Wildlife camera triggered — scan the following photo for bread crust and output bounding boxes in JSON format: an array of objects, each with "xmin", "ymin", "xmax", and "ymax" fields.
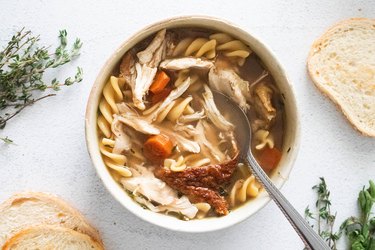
[
  {"xmin": 0, "ymin": 192, "xmax": 103, "ymax": 247},
  {"xmin": 307, "ymin": 18, "xmax": 375, "ymax": 137},
  {"xmin": 2, "ymin": 225, "xmax": 103, "ymax": 250}
]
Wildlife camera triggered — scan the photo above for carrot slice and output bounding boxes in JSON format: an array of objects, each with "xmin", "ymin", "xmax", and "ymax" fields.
[
  {"xmin": 149, "ymin": 71, "xmax": 170, "ymax": 94},
  {"xmin": 151, "ymin": 88, "xmax": 171, "ymax": 104},
  {"xmin": 257, "ymin": 147, "xmax": 282, "ymax": 173},
  {"xmin": 144, "ymin": 134, "xmax": 173, "ymax": 161}
]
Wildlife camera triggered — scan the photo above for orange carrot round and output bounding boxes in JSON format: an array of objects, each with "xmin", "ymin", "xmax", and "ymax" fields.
[
  {"xmin": 144, "ymin": 134, "xmax": 173, "ymax": 161},
  {"xmin": 257, "ymin": 147, "xmax": 282, "ymax": 172},
  {"xmin": 149, "ymin": 71, "xmax": 170, "ymax": 94}
]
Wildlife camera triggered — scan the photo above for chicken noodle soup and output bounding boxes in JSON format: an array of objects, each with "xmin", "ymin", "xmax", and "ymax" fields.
[{"xmin": 97, "ymin": 28, "xmax": 284, "ymax": 220}]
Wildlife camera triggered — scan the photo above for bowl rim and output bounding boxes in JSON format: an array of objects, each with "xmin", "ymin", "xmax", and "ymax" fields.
[{"xmin": 85, "ymin": 15, "xmax": 301, "ymax": 233}]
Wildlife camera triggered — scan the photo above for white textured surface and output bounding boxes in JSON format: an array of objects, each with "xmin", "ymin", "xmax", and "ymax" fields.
[{"xmin": 0, "ymin": 1, "xmax": 374, "ymax": 249}]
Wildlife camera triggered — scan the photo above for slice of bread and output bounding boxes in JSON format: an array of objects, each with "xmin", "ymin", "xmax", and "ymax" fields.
[
  {"xmin": 2, "ymin": 225, "xmax": 103, "ymax": 250},
  {"xmin": 307, "ymin": 18, "xmax": 375, "ymax": 137},
  {"xmin": 0, "ymin": 192, "xmax": 102, "ymax": 247}
]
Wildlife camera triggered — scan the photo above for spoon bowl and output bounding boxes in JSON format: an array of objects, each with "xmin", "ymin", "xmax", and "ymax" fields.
[{"xmin": 212, "ymin": 91, "xmax": 251, "ymax": 159}]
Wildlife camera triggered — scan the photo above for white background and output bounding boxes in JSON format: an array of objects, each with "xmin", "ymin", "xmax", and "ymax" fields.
[{"xmin": 0, "ymin": 1, "xmax": 374, "ymax": 249}]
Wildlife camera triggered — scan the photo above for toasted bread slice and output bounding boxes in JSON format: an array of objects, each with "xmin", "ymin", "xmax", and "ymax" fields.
[
  {"xmin": 0, "ymin": 192, "xmax": 102, "ymax": 247},
  {"xmin": 2, "ymin": 225, "xmax": 103, "ymax": 250},
  {"xmin": 307, "ymin": 18, "xmax": 375, "ymax": 137}
]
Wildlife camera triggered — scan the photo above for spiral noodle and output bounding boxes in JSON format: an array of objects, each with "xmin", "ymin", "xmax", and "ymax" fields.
[
  {"xmin": 164, "ymin": 154, "xmax": 211, "ymax": 172},
  {"xmin": 209, "ymin": 33, "xmax": 252, "ymax": 65},
  {"xmin": 229, "ymin": 175, "xmax": 261, "ymax": 207},
  {"xmin": 98, "ymin": 76, "xmax": 132, "ymax": 177},
  {"xmin": 254, "ymin": 129, "xmax": 274, "ymax": 150},
  {"xmin": 173, "ymin": 37, "xmax": 216, "ymax": 59},
  {"xmin": 164, "ymin": 156, "xmax": 186, "ymax": 172},
  {"xmin": 173, "ymin": 34, "xmax": 251, "ymax": 66}
]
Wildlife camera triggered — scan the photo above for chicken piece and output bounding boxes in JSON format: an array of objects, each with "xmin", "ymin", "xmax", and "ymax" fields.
[
  {"xmin": 208, "ymin": 66, "xmax": 249, "ymax": 110},
  {"xmin": 121, "ymin": 164, "xmax": 198, "ymax": 219},
  {"xmin": 160, "ymin": 57, "xmax": 214, "ymax": 71},
  {"xmin": 119, "ymin": 29, "xmax": 167, "ymax": 110},
  {"xmin": 202, "ymin": 85, "xmax": 234, "ymax": 131},
  {"xmin": 253, "ymin": 83, "xmax": 276, "ymax": 121},
  {"xmin": 116, "ymin": 114, "xmax": 160, "ymax": 135},
  {"xmin": 158, "ymin": 124, "xmax": 200, "ymax": 153},
  {"xmin": 195, "ymin": 120, "xmax": 227, "ymax": 163},
  {"xmin": 154, "ymin": 155, "xmax": 239, "ymax": 215},
  {"xmin": 111, "ymin": 116, "xmax": 132, "ymax": 154},
  {"xmin": 119, "ymin": 51, "xmax": 136, "ymax": 90},
  {"xmin": 178, "ymin": 110, "xmax": 205, "ymax": 123},
  {"xmin": 174, "ymin": 124, "xmax": 198, "ymax": 137},
  {"xmin": 137, "ymin": 29, "xmax": 166, "ymax": 66},
  {"xmin": 133, "ymin": 63, "xmax": 158, "ymax": 110},
  {"xmin": 164, "ymin": 31, "xmax": 176, "ymax": 58}
]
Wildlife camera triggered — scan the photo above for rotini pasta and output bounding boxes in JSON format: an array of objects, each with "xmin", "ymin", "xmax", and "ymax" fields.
[
  {"xmin": 184, "ymin": 154, "xmax": 211, "ymax": 168},
  {"xmin": 173, "ymin": 37, "xmax": 216, "ymax": 59},
  {"xmin": 164, "ymin": 156, "xmax": 187, "ymax": 172},
  {"xmin": 164, "ymin": 154, "xmax": 211, "ymax": 172},
  {"xmin": 254, "ymin": 129, "xmax": 274, "ymax": 150},
  {"xmin": 98, "ymin": 76, "xmax": 132, "ymax": 178},
  {"xmin": 229, "ymin": 175, "xmax": 261, "ymax": 207},
  {"xmin": 209, "ymin": 33, "xmax": 252, "ymax": 65},
  {"xmin": 173, "ymin": 34, "xmax": 251, "ymax": 66}
]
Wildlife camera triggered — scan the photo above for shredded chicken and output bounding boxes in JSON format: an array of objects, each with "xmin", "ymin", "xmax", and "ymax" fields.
[
  {"xmin": 145, "ymin": 77, "xmax": 191, "ymax": 122},
  {"xmin": 254, "ymin": 82, "xmax": 276, "ymax": 121},
  {"xmin": 111, "ymin": 116, "xmax": 132, "ymax": 154},
  {"xmin": 160, "ymin": 57, "xmax": 214, "ymax": 71},
  {"xmin": 158, "ymin": 124, "xmax": 200, "ymax": 153},
  {"xmin": 137, "ymin": 29, "xmax": 166, "ymax": 66},
  {"xmin": 178, "ymin": 109, "xmax": 205, "ymax": 123},
  {"xmin": 133, "ymin": 63, "xmax": 157, "ymax": 110},
  {"xmin": 121, "ymin": 165, "xmax": 198, "ymax": 219},
  {"xmin": 119, "ymin": 51, "xmax": 136, "ymax": 87},
  {"xmin": 119, "ymin": 29, "xmax": 167, "ymax": 110},
  {"xmin": 174, "ymin": 123, "xmax": 198, "ymax": 137},
  {"xmin": 202, "ymin": 85, "xmax": 234, "ymax": 131},
  {"xmin": 195, "ymin": 120, "xmax": 227, "ymax": 163},
  {"xmin": 116, "ymin": 114, "xmax": 160, "ymax": 135},
  {"xmin": 208, "ymin": 66, "xmax": 249, "ymax": 110}
]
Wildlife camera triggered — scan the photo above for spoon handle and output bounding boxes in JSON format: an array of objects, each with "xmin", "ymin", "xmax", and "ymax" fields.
[{"xmin": 246, "ymin": 154, "xmax": 330, "ymax": 250}]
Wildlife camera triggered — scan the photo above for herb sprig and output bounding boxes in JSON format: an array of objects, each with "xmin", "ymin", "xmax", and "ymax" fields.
[
  {"xmin": 305, "ymin": 178, "xmax": 375, "ymax": 250},
  {"xmin": 305, "ymin": 177, "xmax": 341, "ymax": 249},
  {"xmin": 0, "ymin": 28, "xmax": 83, "ymax": 142}
]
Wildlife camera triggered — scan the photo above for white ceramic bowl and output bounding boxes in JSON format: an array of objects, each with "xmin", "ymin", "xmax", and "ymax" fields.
[{"xmin": 85, "ymin": 16, "xmax": 300, "ymax": 232}]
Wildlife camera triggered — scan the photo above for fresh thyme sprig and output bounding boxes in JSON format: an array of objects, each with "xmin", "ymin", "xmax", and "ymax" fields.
[
  {"xmin": 305, "ymin": 178, "xmax": 375, "ymax": 250},
  {"xmin": 0, "ymin": 28, "xmax": 83, "ymax": 140},
  {"xmin": 305, "ymin": 178, "xmax": 341, "ymax": 249}
]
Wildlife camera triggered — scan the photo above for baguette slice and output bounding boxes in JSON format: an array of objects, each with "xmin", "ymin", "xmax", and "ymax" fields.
[
  {"xmin": 0, "ymin": 192, "xmax": 102, "ymax": 247},
  {"xmin": 307, "ymin": 18, "xmax": 375, "ymax": 137},
  {"xmin": 2, "ymin": 225, "xmax": 103, "ymax": 250}
]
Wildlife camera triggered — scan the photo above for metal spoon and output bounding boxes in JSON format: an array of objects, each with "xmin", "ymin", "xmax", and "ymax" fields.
[{"xmin": 212, "ymin": 91, "xmax": 330, "ymax": 250}]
